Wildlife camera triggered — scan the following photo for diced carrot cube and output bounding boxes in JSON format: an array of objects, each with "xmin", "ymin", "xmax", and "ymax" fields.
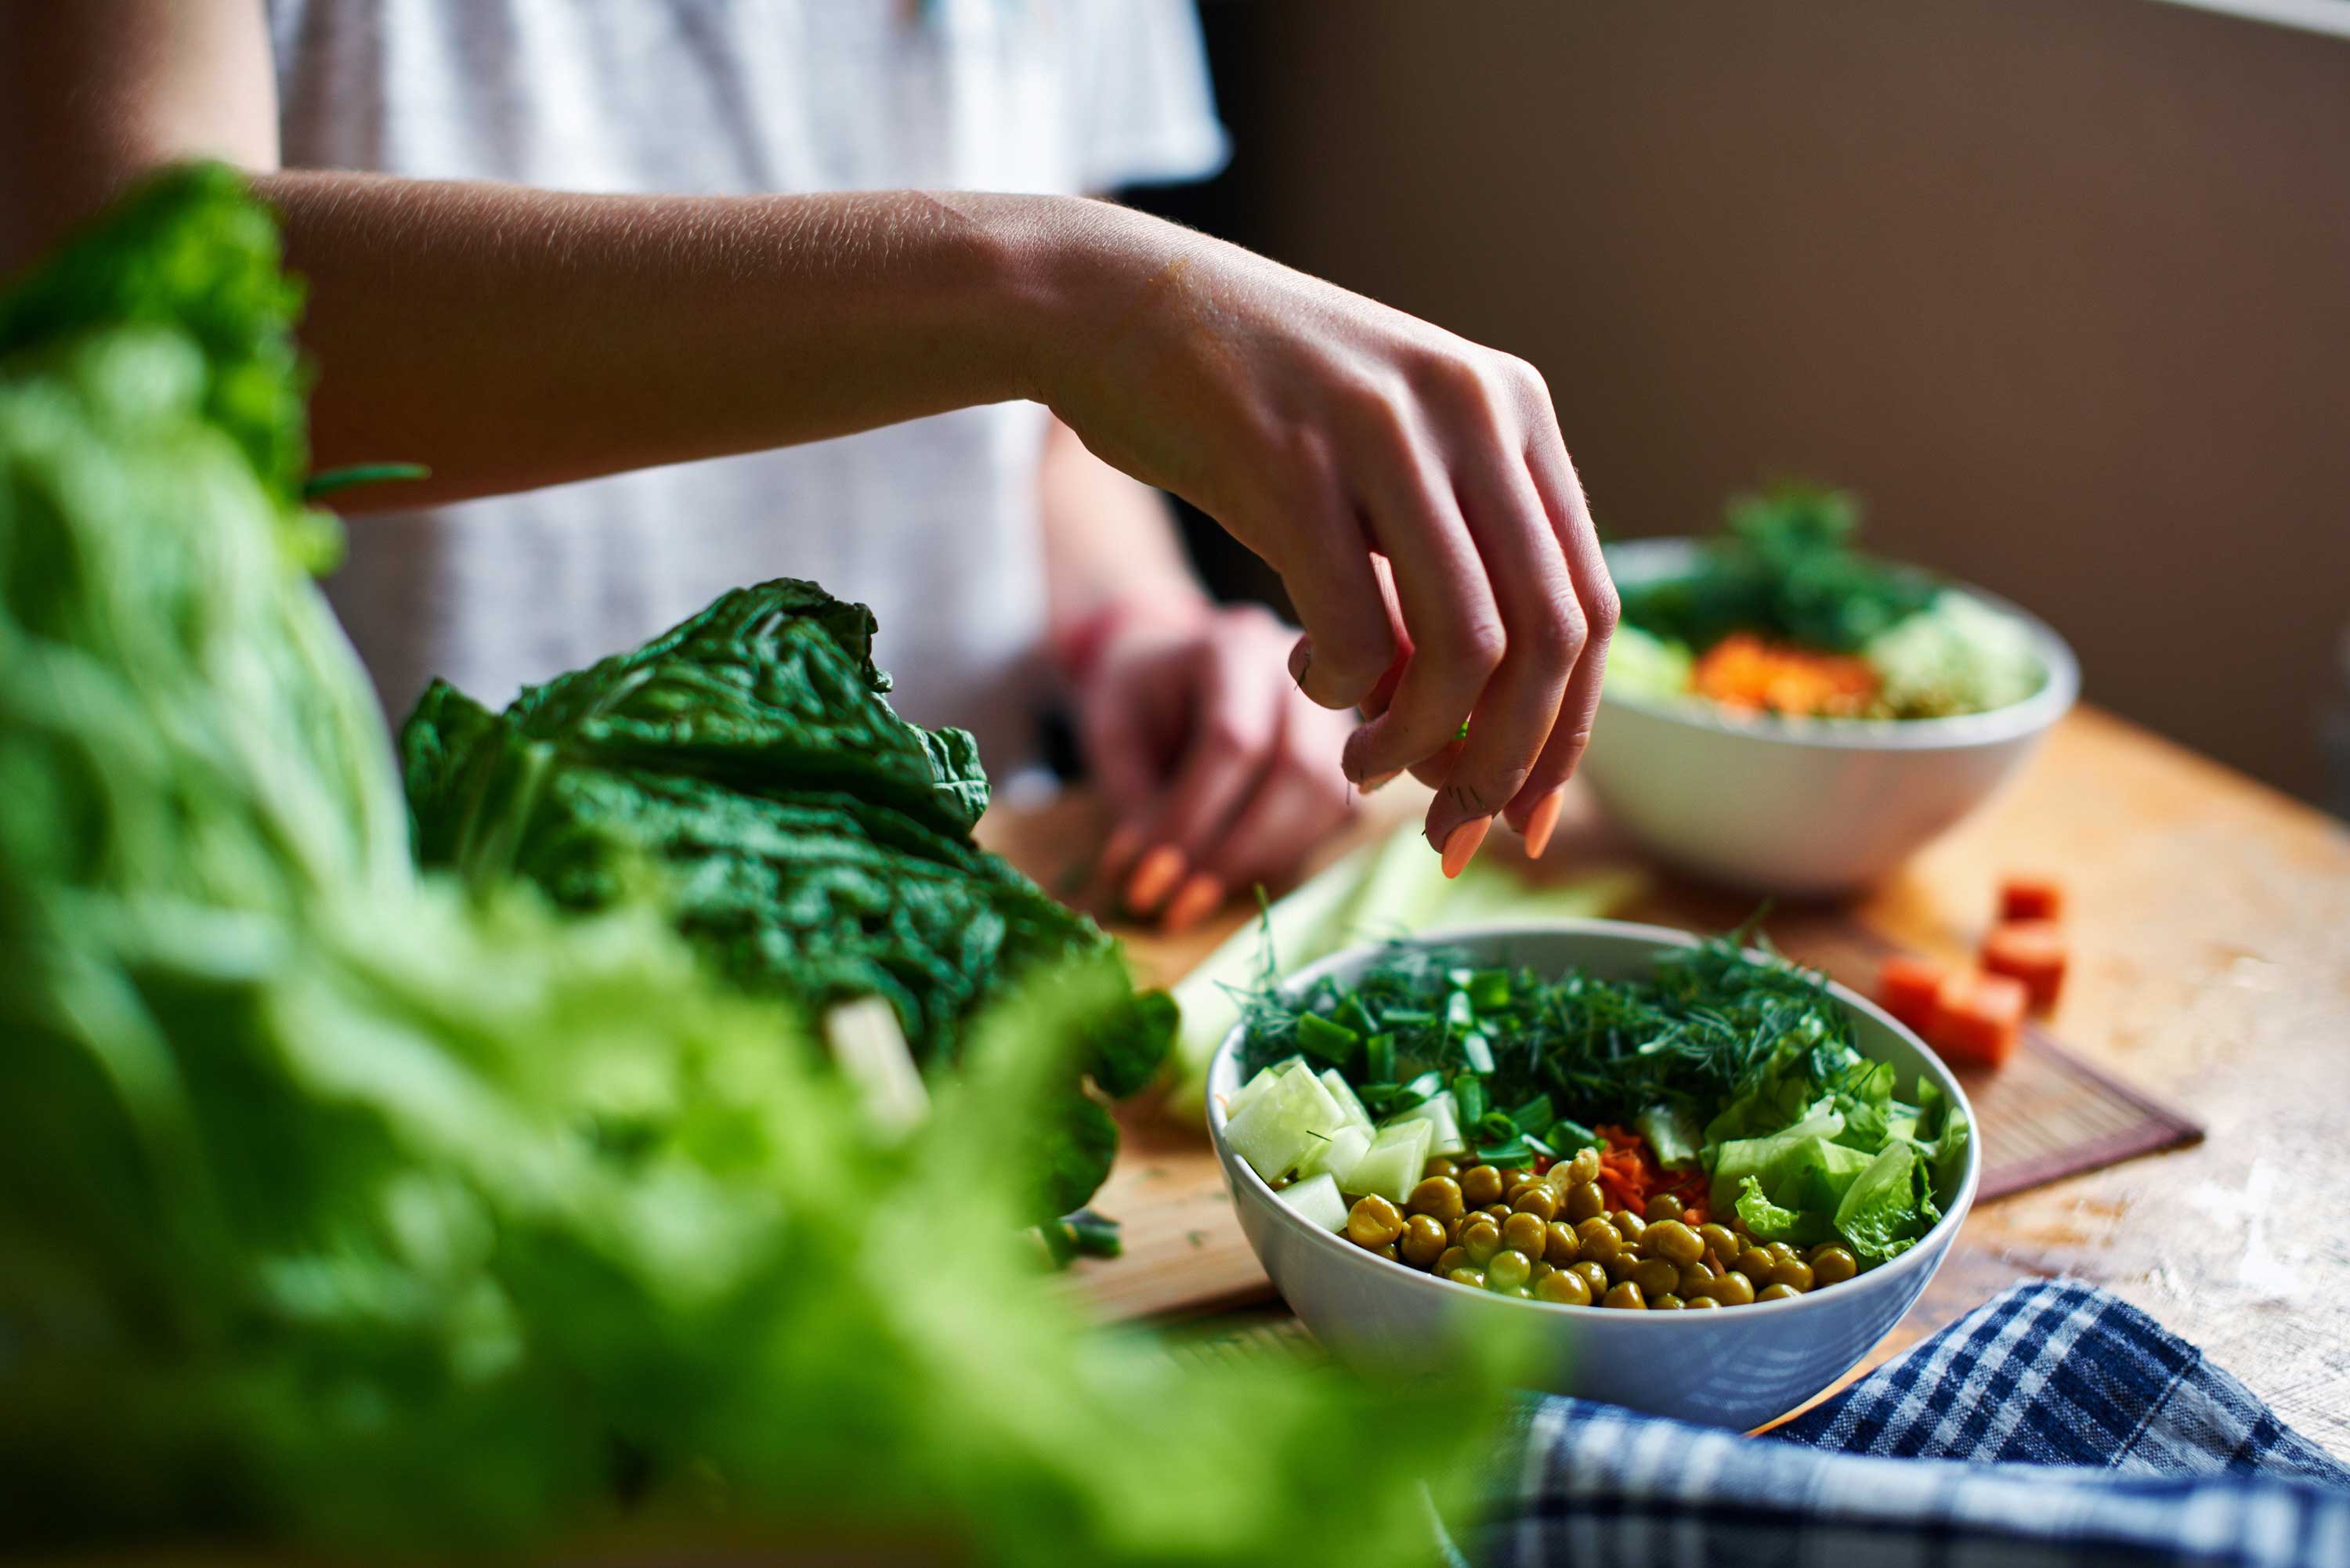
[
  {"xmin": 1877, "ymin": 955, "xmax": 1948, "ymax": 1035},
  {"xmin": 1999, "ymin": 874, "xmax": 2064, "ymax": 923},
  {"xmin": 1932, "ymin": 972, "xmax": 2028, "ymax": 1068},
  {"xmin": 1981, "ymin": 919, "xmax": 2068, "ymax": 1010}
]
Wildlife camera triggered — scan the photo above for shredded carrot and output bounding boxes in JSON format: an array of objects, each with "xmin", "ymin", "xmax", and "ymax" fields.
[
  {"xmin": 1587, "ymin": 1123, "xmax": 1705, "ymax": 1222},
  {"xmin": 1690, "ymin": 632, "xmax": 1881, "ymax": 718}
]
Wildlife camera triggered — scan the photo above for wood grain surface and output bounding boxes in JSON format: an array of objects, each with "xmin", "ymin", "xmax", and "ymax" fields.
[{"xmin": 985, "ymin": 707, "xmax": 2350, "ymax": 1456}]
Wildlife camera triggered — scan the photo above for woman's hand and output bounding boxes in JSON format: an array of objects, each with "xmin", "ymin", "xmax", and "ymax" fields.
[
  {"xmin": 1065, "ymin": 600, "xmax": 1358, "ymax": 932},
  {"xmin": 1018, "ymin": 201, "xmax": 1612, "ymax": 874}
]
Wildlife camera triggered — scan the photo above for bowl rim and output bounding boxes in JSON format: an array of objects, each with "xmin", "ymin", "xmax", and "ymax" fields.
[
  {"xmin": 1596, "ymin": 536, "xmax": 2080, "ymax": 753},
  {"xmin": 1204, "ymin": 916, "xmax": 1982, "ymax": 1325}
]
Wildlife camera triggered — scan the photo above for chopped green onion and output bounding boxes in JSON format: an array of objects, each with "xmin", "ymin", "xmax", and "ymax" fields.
[
  {"xmin": 1364, "ymin": 1031, "xmax": 1396, "ymax": 1083},
  {"xmin": 1461, "ymin": 1031, "xmax": 1495, "ymax": 1075},
  {"xmin": 1397, "ymin": 1069, "xmax": 1445, "ymax": 1109},
  {"xmin": 1295, "ymin": 1012, "xmax": 1360, "ymax": 1064},
  {"xmin": 1444, "ymin": 991, "xmax": 1475, "ymax": 1031},
  {"xmin": 1452, "ymin": 1074, "xmax": 1488, "ymax": 1128},
  {"xmin": 1509, "ymin": 1093, "xmax": 1554, "ymax": 1135},
  {"xmin": 1335, "ymin": 994, "xmax": 1376, "ymax": 1037},
  {"xmin": 1548, "ymin": 1118, "xmax": 1605, "ymax": 1154},
  {"xmin": 1467, "ymin": 969, "xmax": 1513, "ymax": 1010},
  {"xmin": 1477, "ymin": 1137, "xmax": 1537, "ymax": 1166}
]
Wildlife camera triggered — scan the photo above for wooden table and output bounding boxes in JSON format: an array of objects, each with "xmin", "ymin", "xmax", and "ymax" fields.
[{"xmin": 980, "ymin": 708, "xmax": 2350, "ymax": 1457}]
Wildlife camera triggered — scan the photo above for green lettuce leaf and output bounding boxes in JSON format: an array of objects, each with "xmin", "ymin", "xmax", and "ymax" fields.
[
  {"xmin": 1732, "ymin": 1174, "xmax": 1832, "ymax": 1248},
  {"xmin": 1831, "ymin": 1143, "xmax": 1940, "ymax": 1263},
  {"xmin": 1708, "ymin": 1097, "xmax": 1842, "ymax": 1212}
]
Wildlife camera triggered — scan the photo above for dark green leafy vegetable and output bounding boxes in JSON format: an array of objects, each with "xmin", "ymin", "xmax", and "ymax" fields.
[
  {"xmin": 400, "ymin": 579, "xmax": 1171, "ymax": 1215},
  {"xmin": 1618, "ymin": 481, "xmax": 1938, "ymax": 655},
  {"xmin": 0, "ymin": 164, "xmax": 1501, "ymax": 1563}
]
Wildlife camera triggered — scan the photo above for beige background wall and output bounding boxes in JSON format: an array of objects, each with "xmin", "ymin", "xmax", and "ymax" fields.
[{"xmin": 1217, "ymin": 0, "xmax": 2350, "ymax": 804}]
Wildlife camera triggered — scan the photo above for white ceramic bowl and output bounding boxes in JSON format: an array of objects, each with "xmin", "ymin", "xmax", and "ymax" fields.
[
  {"xmin": 1206, "ymin": 919, "xmax": 1979, "ymax": 1432},
  {"xmin": 1580, "ymin": 537, "xmax": 2078, "ymax": 896}
]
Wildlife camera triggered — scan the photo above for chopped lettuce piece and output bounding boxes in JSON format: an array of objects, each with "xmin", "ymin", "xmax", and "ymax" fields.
[
  {"xmin": 1732, "ymin": 1175, "xmax": 1832, "ymax": 1248},
  {"xmin": 1708, "ymin": 1099, "xmax": 1843, "ymax": 1212},
  {"xmin": 1832, "ymin": 1144, "xmax": 1940, "ymax": 1263},
  {"xmin": 1636, "ymin": 1102, "xmax": 1705, "ymax": 1169}
]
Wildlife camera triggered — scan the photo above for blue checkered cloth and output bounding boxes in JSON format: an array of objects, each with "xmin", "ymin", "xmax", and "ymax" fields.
[{"xmin": 1466, "ymin": 1278, "xmax": 2350, "ymax": 1568}]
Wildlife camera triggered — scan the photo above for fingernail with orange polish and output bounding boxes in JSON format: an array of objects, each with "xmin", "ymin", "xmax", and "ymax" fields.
[
  {"xmin": 1100, "ymin": 825, "xmax": 1144, "ymax": 878},
  {"xmin": 1521, "ymin": 789, "xmax": 1565, "ymax": 860},
  {"xmin": 1160, "ymin": 872, "xmax": 1227, "ymax": 934},
  {"xmin": 1124, "ymin": 844, "xmax": 1186, "ymax": 913},
  {"xmin": 1440, "ymin": 817, "xmax": 1492, "ymax": 879}
]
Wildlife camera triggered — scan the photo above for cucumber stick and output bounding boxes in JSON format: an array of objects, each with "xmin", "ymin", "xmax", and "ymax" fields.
[
  {"xmin": 1276, "ymin": 1172, "xmax": 1350, "ymax": 1233},
  {"xmin": 1296, "ymin": 1122, "xmax": 1373, "ymax": 1187},
  {"xmin": 1347, "ymin": 1118, "xmax": 1434, "ymax": 1203},
  {"xmin": 1224, "ymin": 1060, "xmax": 1351, "ymax": 1181},
  {"xmin": 1381, "ymin": 1089, "xmax": 1466, "ymax": 1157}
]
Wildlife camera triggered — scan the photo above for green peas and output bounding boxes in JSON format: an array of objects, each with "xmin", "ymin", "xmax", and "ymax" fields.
[
  {"xmin": 1570, "ymin": 1261, "xmax": 1611, "ymax": 1298},
  {"xmin": 1697, "ymin": 1223, "xmax": 1741, "ymax": 1262},
  {"xmin": 1632, "ymin": 1257, "xmax": 1679, "ymax": 1298},
  {"xmin": 1461, "ymin": 1165, "xmax": 1505, "ymax": 1205},
  {"xmin": 1564, "ymin": 1181, "xmax": 1607, "ymax": 1223},
  {"xmin": 1408, "ymin": 1176, "xmax": 1466, "ymax": 1222},
  {"xmin": 1501, "ymin": 1211, "xmax": 1549, "ymax": 1257},
  {"xmin": 1509, "ymin": 1184, "xmax": 1560, "ymax": 1222},
  {"xmin": 1447, "ymin": 1266, "xmax": 1487, "ymax": 1289},
  {"xmin": 1601, "ymin": 1281, "xmax": 1646, "ymax": 1310},
  {"xmin": 1709, "ymin": 1270, "xmax": 1758, "ymax": 1306},
  {"xmin": 1809, "ymin": 1245, "xmax": 1859, "ymax": 1286},
  {"xmin": 1536, "ymin": 1267, "xmax": 1593, "ymax": 1306},
  {"xmin": 1611, "ymin": 1209, "xmax": 1648, "ymax": 1246},
  {"xmin": 1644, "ymin": 1194, "xmax": 1685, "ymax": 1223},
  {"xmin": 1647, "ymin": 1219, "xmax": 1703, "ymax": 1266},
  {"xmin": 1435, "ymin": 1245, "xmax": 1470, "ymax": 1277},
  {"xmin": 1769, "ymin": 1257, "xmax": 1815, "ymax": 1292},
  {"xmin": 1574, "ymin": 1216, "xmax": 1623, "ymax": 1262},
  {"xmin": 1683, "ymin": 1294, "xmax": 1721, "ymax": 1310},
  {"xmin": 1462, "ymin": 1219, "xmax": 1503, "ymax": 1264},
  {"xmin": 1736, "ymin": 1244, "xmax": 1776, "ymax": 1280},
  {"xmin": 1650, "ymin": 1292, "xmax": 1686, "ymax": 1310},
  {"xmin": 1543, "ymin": 1221, "xmax": 1582, "ymax": 1266},
  {"xmin": 1401, "ymin": 1214, "xmax": 1448, "ymax": 1268},
  {"xmin": 1347, "ymin": 1194, "xmax": 1405, "ymax": 1248},
  {"xmin": 1487, "ymin": 1249, "xmax": 1534, "ymax": 1292},
  {"xmin": 1757, "ymin": 1282, "xmax": 1801, "ymax": 1302}
]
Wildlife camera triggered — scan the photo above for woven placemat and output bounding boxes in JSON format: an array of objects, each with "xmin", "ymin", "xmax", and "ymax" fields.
[{"xmin": 1773, "ymin": 918, "xmax": 2204, "ymax": 1201}]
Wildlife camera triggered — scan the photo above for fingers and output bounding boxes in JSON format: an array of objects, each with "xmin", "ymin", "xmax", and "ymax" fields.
[
  {"xmin": 1419, "ymin": 441, "xmax": 1581, "ymax": 856},
  {"xmin": 1339, "ymin": 438, "xmax": 1506, "ymax": 786},
  {"xmin": 1269, "ymin": 445, "xmax": 1397, "ymax": 713},
  {"xmin": 1118, "ymin": 631, "xmax": 1283, "ymax": 918},
  {"xmin": 1193, "ymin": 704, "xmax": 1357, "ymax": 898},
  {"xmin": 1502, "ymin": 417, "xmax": 1619, "ymax": 831}
]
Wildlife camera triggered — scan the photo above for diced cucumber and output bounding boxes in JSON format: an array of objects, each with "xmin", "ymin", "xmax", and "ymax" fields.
[
  {"xmin": 1277, "ymin": 1172, "xmax": 1350, "ymax": 1233},
  {"xmin": 1382, "ymin": 1090, "xmax": 1466, "ymax": 1157},
  {"xmin": 1347, "ymin": 1118, "xmax": 1434, "ymax": 1203},
  {"xmin": 1226, "ymin": 1055, "xmax": 1306, "ymax": 1121},
  {"xmin": 1297, "ymin": 1121, "xmax": 1373, "ymax": 1187},
  {"xmin": 1224, "ymin": 1061, "xmax": 1351, "ymax": 1181},
  {"xmin": 1319, "ymin": 1069, "xmax": 1374, "ymax": 1130}
]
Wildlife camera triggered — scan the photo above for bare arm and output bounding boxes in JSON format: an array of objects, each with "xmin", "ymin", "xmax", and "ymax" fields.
[{"xmin": 2, "ymin": 0, "xmax": 1616, "ymax": 869}]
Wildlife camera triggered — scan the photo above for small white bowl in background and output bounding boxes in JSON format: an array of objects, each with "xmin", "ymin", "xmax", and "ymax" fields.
[
  {"xmin": 1580, "ymin": 537, "xmax": 2078, "ymax": 897},
  {"xmin": 1206, "ymin": 920, "xmax": 1980, "ymax": 1433}
]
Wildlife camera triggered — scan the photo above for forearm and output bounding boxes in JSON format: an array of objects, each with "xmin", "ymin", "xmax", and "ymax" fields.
[
  {"xmin": 266, "ymin": 173, "xmax": 1093, "ymax": 508},
  {"xmin": 1036, "ymin": 414, "xmax": 1209, "ymax": 647}
]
